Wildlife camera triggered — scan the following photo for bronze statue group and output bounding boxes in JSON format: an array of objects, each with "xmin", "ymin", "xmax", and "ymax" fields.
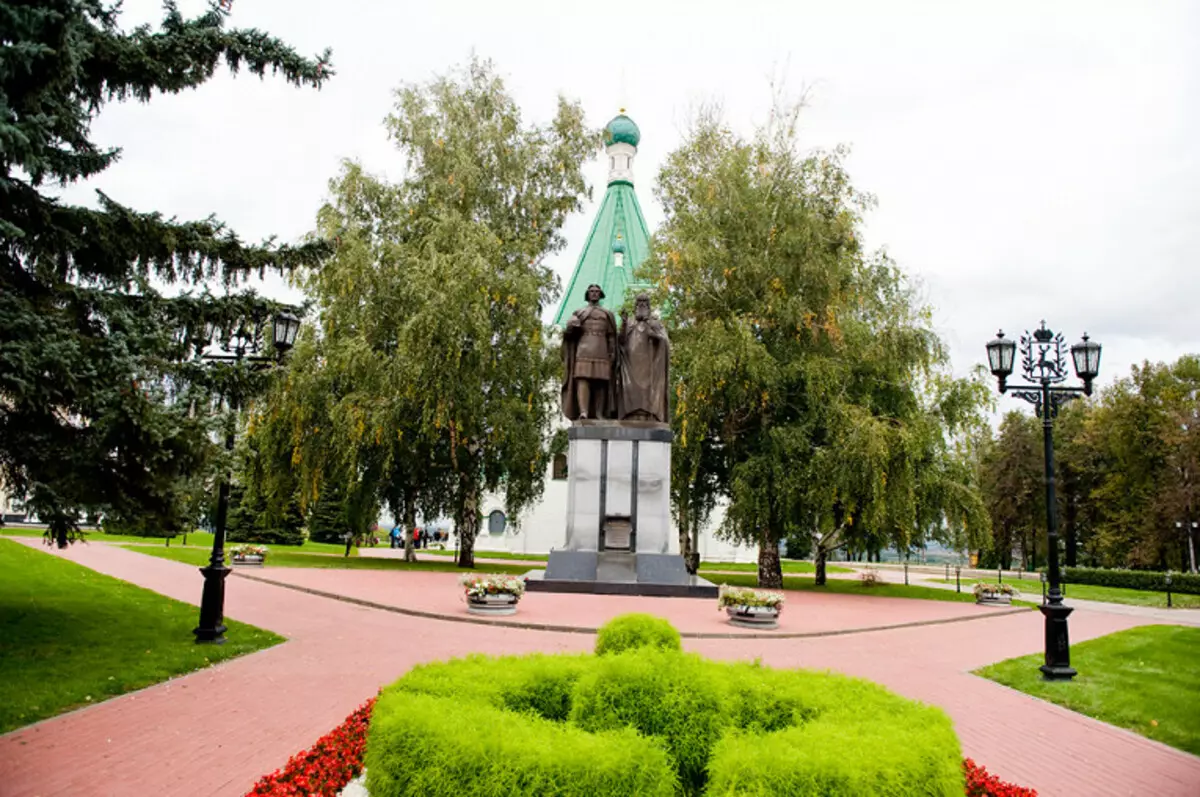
[{"xmin": 560, "ymin": 285, "xmax": 669, "ymax": 423}]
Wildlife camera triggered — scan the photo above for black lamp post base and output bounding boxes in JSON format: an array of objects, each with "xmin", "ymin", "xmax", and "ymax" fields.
[
  {"xmin": 194, "ymin": 563, "xmax": 232, "ymax": 645},
  {"xmin": 193, "ymin": 623, "xmax": 228, "ymax": 644},
  {"xmin": 1039, "ymin": 601, "xmax": 1076, "ymax": 681}
]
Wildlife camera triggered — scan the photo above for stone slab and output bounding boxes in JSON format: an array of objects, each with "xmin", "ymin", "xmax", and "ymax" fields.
[
  {"xmin": 541, "ymin": 550, "xmax": 598, "ymax": 581},
  {"xmin": 524, "ymin": 568, "xmax": 719, "ymax": 598},
  {"xmin": 568, "ymin": 421, "xmax": 673, "ymax": 443}
]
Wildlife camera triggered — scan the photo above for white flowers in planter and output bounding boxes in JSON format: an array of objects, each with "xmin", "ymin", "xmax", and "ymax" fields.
[
  {"xmin": 717, "ymin": 584, "xmax": 785, "ymax": 610},
  {"xmin": 459, "ymin": 573, "xmax": 526, "ymax": 601}
]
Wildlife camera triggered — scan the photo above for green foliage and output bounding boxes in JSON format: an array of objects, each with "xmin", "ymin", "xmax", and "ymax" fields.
[
  {"xmin": 976, "ymin": 355, "xmax": 1200, "ymax": 571},
  {"xmin": 1063, "ymin": 566, "xmax": 1200, "ymax": 595},
  {"xmin": 367, "ymin": 626, "xmax": 964, "ymax": 797},
  {"xmin": 706, "ymin": 688, "xmax": 963, "ymax": 796},
  {"xmin": 647, "ymin": 101, "xmax": 989, "ymax": 588},
  {"xmin": 0, "ymin": 0, "xmax": 331, "ymax": 545},
  {"xmin": 0, "ymin": 539, "xmax": 283, "ymax": 734},
  {"xmin": 225, "ymin": 485, "xmax": 305, "ymax": 546},
  {"xmin": 305, "ymin": 480, "xmax": 367, "ymax": 545},
  {"xmin": 977, "ymin": 625, "xmax": 1200, "ymax": 756},
  {"xmin": 253, "ymin": 57, "xmax": 596, "ymax": 568},
  {"xmin": 366, "ymin": 692, "xmax": 677, "ymax": 797},
  {"xmin": 572, "ymin": 650, "xmax": 724, "ymax": 793},
  {"xmin": 594, "ymin": 612, "xmax": 683, "ymax": 656},
  {"xmin": 977, "ymin": 411, "xmax": 1044, "ymax": 570}
]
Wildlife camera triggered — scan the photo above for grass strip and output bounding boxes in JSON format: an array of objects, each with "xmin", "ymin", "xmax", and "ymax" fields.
[
  {"xmin": 123, "ymin": 545, "xmax": 535, "ymax": 575},
  {"xmin": 0, "ymin": 539, "xmax": 283, "ymax": 734},
  {"xmin": 976, "ymin": 625, "xmax": 1200, "ymax": 755},
  {"xmin": 706, "ymin": 572, "xmax": 1037, "ymax": 606}
]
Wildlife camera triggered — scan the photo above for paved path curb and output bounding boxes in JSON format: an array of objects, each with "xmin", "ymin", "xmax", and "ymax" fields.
[{"xmin": 234, "ymin": 570, "xmax": 1032, "ymax": 639}]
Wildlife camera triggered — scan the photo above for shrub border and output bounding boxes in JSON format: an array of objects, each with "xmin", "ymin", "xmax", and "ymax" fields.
[{"xmin": 246, "ymin": 700, "xmax": 1037, "ymax": 797}]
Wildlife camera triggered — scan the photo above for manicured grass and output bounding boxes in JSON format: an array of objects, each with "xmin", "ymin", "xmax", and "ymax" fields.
[
  {"xmin": 705, "ymin": 572, "xmax": 1037, "ymax": 606},
  {"xmin": 123, "ymin": 544, "xmax": 536, "ymax": 575},
  {"xmin": 927, "ymin": 578, "xmax": 1200, "ymax": 609},
  {"xmin": 0, "ymin": 539, "xmax": 284, "ymax": 734},
  {"xmin": 0, "ymin": 527, "xmax": 360, "ymax": 556},
  {"xmin": 976, "ymin": 625, "xmax": 1200, "ymax": 755},
  {"xmin": 698, "ymin": 560, "xmax": 853, "ymax": 575},
  {"xmin": 421, "ymin": 548, "xmax": 549, "ymax": 562}
]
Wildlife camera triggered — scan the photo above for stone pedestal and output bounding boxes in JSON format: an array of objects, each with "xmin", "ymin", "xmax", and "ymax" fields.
[{"xmin": 526, "ymin": 420, "xmax": 717, "ymax": 598}]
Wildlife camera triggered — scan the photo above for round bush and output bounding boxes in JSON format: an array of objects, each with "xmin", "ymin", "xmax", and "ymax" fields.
[
  {"xmin": 365, "ymin": 621, "xmax": 964, "ymax": 797},
  {"xmin": 593, "ymin": 612, "xmax": 682, "ymax": 656}
]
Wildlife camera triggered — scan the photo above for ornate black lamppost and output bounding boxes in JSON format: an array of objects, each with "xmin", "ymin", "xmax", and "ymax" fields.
[
  {"xmin": 193, "ymin": 310, "xmax": 301, "ymax": 644},
  {"xmin": 986, "ymin": 321, "xmax": 1101, "ymax": 680}
]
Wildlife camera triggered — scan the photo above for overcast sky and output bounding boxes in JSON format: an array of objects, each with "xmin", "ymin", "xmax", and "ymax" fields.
[{"xmin": 62, "ymin": 0, "xmax": 1199, "ymax": 395}]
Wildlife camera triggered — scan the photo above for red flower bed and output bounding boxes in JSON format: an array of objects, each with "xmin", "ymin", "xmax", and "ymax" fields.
[
  {"xmin": 965, "ymin": 758, "xmax": 1038, "ymax": 797},
  {"xmin": 247, "ymin": 698, "xmax": 375, "ymax": 797},
  {"xmin": 248, "ymin": 702, "xmax": 1037, "ymax": 796}
]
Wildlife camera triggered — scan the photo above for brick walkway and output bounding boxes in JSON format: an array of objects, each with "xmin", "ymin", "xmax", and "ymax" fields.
[{"xmin": 2, "ymin": 541, "xmax": 1198, "ymax": 797}]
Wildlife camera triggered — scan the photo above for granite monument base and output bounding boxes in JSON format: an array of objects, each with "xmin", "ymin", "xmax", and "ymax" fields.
[{"xmin": 525, "ymin": 420, "xmax": 717, "ymax": 599}]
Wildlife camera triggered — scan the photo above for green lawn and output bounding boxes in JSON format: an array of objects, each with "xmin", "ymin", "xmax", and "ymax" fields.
[
  {"xmin": 704, "ymin": 572, "xmax": 1037, "ymax": 606},
  {"xmin": 124, "ymin": 544, "xmax": 536, "ymax": 575},
  {"xmin": 0, "ymin": 527, "xmax": 360, "ymax": 556},
  {"xmin": 927, "ymin": 578, "xmax": 1200, "ymax": 609},
  {"xmin": 0, "ymin": 539, "xmax": 284, "ymax": 734},
  {"xmin": 421, "ymin": 548, "xmax": 548, "ymax": 562},
  {"xmin": 976, "ymin": 625, "xmax": 1200, "ymax": 755},
  {"xmin": 698, "ymin": 560, "xmax": 853, "ymax": 575}
]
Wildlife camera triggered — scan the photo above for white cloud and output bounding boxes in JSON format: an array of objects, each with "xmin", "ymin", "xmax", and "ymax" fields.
[{"xmin": 60, "ymin": 0, "xmax": 1199, "ymax": 392}]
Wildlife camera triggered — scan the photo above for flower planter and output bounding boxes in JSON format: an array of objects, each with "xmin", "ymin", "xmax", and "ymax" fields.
[
  {"xmin": 725, "ymin": 604, "xmax": 780, "ymax": 629},
  {"xmin": 466, "ymin": 593, "xmax": 519, "ymax": 616},
  {"xmin": 975, "ymin": 592, "xmax": 1012, "ymax": 606},
  {"xmin": 232, "ymin": 555, "xmax": 265, "ymax": 566}
]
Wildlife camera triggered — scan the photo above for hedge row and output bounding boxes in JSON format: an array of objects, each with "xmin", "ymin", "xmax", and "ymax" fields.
[
  {"xmin": 1063, "ymin": 566, "xmax": 1200, "ymax": 595},
  {"xmin": 365, "ymin": 617, "xmax": 964, "ymax": 796}
]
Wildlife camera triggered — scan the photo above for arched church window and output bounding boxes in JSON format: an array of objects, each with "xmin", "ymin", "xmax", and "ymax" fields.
[
  {"xmin": 487, "ymin": 510, "xmax": 507, "ymax": 535},
  {"xmin": 552, "ymin": 453, "xmax": 568, "ymax": 480}
]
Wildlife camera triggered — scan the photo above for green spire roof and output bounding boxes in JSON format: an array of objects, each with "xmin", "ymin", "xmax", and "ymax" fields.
[{"xmin": 554, "ymin": 180, "xmax": 651, "ymax": 325}]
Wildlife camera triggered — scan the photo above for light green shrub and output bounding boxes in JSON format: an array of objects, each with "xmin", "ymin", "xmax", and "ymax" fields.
[
  {"xmin": 365, "ymin": 691, "xmax": 677, "ymax": 797},
  {"xmin": 571, "ymin": 649, "xmax": 725, "ymax": 794},
  {"xmin": 593, "ymin": 612, "xmax": 682, "ymax": 656},
  {"xmin": 367, "ymin": 618, "xmax": 964, "ymax": 796},
  {"xmin": 706, "ymin": 671, "xmax": 963, "ymax": 796}
]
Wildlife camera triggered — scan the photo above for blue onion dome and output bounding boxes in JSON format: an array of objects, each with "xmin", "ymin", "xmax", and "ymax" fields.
[{"xmin": 604, "ymin": 111, "xmax": 640, "ymax": 148}]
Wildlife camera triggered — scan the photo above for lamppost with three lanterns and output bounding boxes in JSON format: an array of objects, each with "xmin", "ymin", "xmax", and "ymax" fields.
[
  {"xmin": 193, "ymin": 309, "xmax": 301, "ymax": 644},
  {"xmin": 985, "ymin": 321, "xmax": 1101, "ymax": 680}
]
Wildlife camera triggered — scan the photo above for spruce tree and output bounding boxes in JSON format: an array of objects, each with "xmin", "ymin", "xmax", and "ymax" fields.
[{"xmin": 0, "ymin": 1, "xmax": 332, "ymax": 546}]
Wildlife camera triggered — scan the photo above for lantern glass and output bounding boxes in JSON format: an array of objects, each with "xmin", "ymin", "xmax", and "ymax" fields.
[
  {"xmin": 986, "ymin": 331, "xmax": 1016, "ymax": 378},
  {"xmin": 273, "ymin": 311, "xmax": 300, "ymax": 351},
  {"xmin": 1070, "ymin": 334, "xmax": 1101, "ymax": 380}
]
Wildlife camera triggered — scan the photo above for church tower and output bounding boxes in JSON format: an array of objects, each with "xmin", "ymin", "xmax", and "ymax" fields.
[{"xmin": 553, "ymin": 111, "xmax": 653, "ymax": 326}]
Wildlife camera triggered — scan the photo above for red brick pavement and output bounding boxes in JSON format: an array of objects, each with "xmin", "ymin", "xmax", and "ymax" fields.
[
  {"xmin": 243, "ymin": 565, "xmax": 1019, "ymax": 636},
  {"xmin": 1, "ymin": 540, "xmax": 1197, "ymax": 797}
]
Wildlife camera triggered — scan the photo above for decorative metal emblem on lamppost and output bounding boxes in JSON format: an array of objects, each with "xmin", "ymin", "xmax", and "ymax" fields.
[
  {"xmin": 985, "ymin": 321, "xmax": 1101, "ymax": 680},
  {"xmin": 193, "ymin": 310, "xmax": 300, "ymax": 644}
]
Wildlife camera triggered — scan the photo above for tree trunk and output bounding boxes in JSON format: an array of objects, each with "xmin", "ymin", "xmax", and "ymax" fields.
[
  {"xmin": 814, "ymin": 544, "xmax": 827, "ymax": 586},
  {"xmin": 403, "ymin": 499, "xmax": 417, "ymax": 563},
  {"xmin": 456, "ymin": 476, "xmax": 479, "ymax": 569},
  {"xmin": 343, "ymin": 535, "xmax": 353, "ymax": 557},
  {"xmin": 757, "ymin": 531, "xmax": 783, "ymax": 589},
  {"xmin": 678, "ymin": 504, "xmax": 696, "ymax": 574},
  {"xmin": 689, "ymin": 516, "xmax": 701, "ymax": 575},
  {"xmin": 1064, "ymin": 495, "xmax": 1078, "ymax": 567}
]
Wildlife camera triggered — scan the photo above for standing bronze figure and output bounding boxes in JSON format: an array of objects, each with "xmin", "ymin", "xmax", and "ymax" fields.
[
  {"xmin": 561, "ymin": 284, "xmax": 617, "ymax": 420},
  {"xmin": 616, "ymin": 293, "xmax": 670, "ymax": 422}
]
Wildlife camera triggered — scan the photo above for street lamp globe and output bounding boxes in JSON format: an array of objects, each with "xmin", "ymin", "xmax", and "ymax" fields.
[
  {"xmin": 1070, "ymin": 333, "xmax": 1101, "ymax": 390},
  {"xmin": 986, "ymin": 331, "xmax": 1016, "ymax": 383},
  {"xmin": 273, "ymin": 311, "xmax": 301, "ymax": 353}
]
